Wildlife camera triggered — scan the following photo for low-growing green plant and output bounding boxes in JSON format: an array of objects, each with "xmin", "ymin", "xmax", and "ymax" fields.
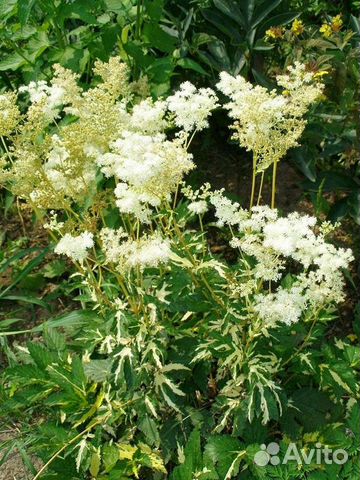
[{"xmin": 0, "ymin": 57, "xmax": 358, "ymax": 479}]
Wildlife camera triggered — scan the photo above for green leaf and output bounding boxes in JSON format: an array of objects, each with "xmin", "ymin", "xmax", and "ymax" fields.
[
  {"xmin": 0, "ymin": 0, "xmax": 17, "ymax": 18},
  {"xmin": 144, "ymin": 0, "xmax": 165, "ymax": 22},
  {"xmin": 328, "ymin": 197, "xmax": 350, "ymax": 223},
  {"xmin": 104, "ymin": 0, "xmax": 130, "ymax": 14},
  {"xmin": 170, "ymin": 430, "xmax": 203, "ymax": 480},
  {"xmin": 166, "ymin": 293, "xmax": 211, "ymax": 313},
  {"xmin": 348, "ymin": 190, "xmax": 360, "ymax": 224},
  {"xmin": 347, "ymin": 402, "xmax": 360, "ymax": 437},
  {"xmin": 281, "ymin": 388, "xmax": 335, "ymax": 437},
  {"xmin": 0, "ymin": 247, "xmax": 40, "ymax": 274},
  {"xmin": 251, "ymin": 67, "xmax": 275, "ymax": 89},
  {"xmin": 0, "ymin": 294, "xmax": 48, "ymax": 308},
  {"xmin": 258, "ymin": 12, "xmax": 300, "ymax": 37},
  {"xmin": 47, "ymin": 364, "xmax": 85, "ymax": 398},
  {"xmin": 177, "ymin": 57, "xmax": 209, "ymax": 76},
  {"xmin": 204, "ymin": 436, "xmax": 243, "ymax": 478},
  {"xmin": 16, "ymin": 442, "xmax": 38, "ymax": 475},
  {"xmin": 84, "ymin": 359, "xmax": 112, "ymax": 382},
  {"xmin": 103, "ymin": 444, "xmax": 119, "ymax": 473},
  {"xmin": 43, "ymin": 259, "xmax": 67, "ymax": 278},
  {"xmin": 0, "ymin": 317, "xmax": 25, "ymax": 329},
  {"xmin": 0, "ymin": 247, "xmax": 49, "ymax": 298},
  {"xmin": 143, "ymin": 23, "xmax": 176, "ymax": 53},
  {"xmin": 304, "ymin": 171, "xmax": 359, "ymax": 193},
  {"xmin": 26, "ymin": 31, "xmax": 51, "ymax": 61},
  {"xmin": 231, "ymin": 48, "xmax": 246, "ymax": 75},
  {"xmin": 43, "ymin": 327, "xmax": 66, "ymax": 352},
  {"xmin": 350, "ymin": 14, "xmax": 360, "ymax": 35},
  {"xmin": 50, "ymin": 46, "xmax": 90, "ymax": 73},
  {"xmin": 200, "ymin": 39, "xmax": 231, "ymax": 72},
  {"xmin": 291, "ymin": 146, "xmax": 317, "ymax": 182},
  {"xmin": 139, "ymin": 416, "xmax": 160, "ymax": 446},
  {"xmin": 58, "ymin": 0, "xmax": 99, "ymax": 24},
  {"xmin": 17, "ymin": 0, "xmax": 36, "ymax": 26},
  {"xmin": 202, "ymin": 9, "xmax": 243, "ymax": 43},
  {"xmin": 27, "ymin": 342, "xmax": 58, "ymax": 370},
  {"xmin": 245, "ymin": 0, "xmax": 256, "ymax": 24},
  {"xmin": 146, "ymin": 57, "xmax": 174, "ymax": 83},
  {"xmin": 212, "ymin": 0, "xmax": 246, "ymax": 28},
  {"xmin": 90, "ymin": 450, "xmax": 101, "ymax": 477},
  {"xmin": 33, "ymin": 310, "xmax": 100, "ymax": 332},
  {"xmin": 0, "ymin": 52, "xmax": 26, "ymax": 71},
  {"xmin": 252, "ymin": 0, "xmax": 283, "ymax": 29}
]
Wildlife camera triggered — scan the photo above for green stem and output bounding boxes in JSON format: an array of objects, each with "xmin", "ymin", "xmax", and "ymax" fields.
[
  {"xmin": 271, "ymin": 159, "xmax": 278, "ymax": 209},
  {"xmin": 256, "ymin": 171, "xmax": 265, "ymax": 206},
  {"xmin": 32, "ymin": 416, "xmax": 108, "ymax": 480},
  {"xmin": 282, "ymin": 315, "xmax": 318, "ymax": 369},
  {"xmin": 249, "ymin": 154, "xmax": 257, "ymax": 209},
  {"xmin": 1, "ymin": 136, "xmax": 13, "ymax": 163},
  {"xmin": 135, "ymin": 0, "xmax": 143, "ymax": 40}
]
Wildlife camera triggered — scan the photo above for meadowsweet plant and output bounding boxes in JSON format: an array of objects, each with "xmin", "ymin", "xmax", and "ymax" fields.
[
  {"xmin": 217, "ymin": 62, "xmax": 324, "ymax": 208},
  {"xmin": 0, "ymin": 58, "xmax": 356, "ymax": 479}
]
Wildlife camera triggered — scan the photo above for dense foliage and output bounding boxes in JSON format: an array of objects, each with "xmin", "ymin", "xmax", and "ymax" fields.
[{"xmin": 0, "ymin": 1, "xmax": 359, "ymax": 479}]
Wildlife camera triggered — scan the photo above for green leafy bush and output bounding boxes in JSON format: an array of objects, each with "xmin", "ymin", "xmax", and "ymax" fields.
[
  {"xmin": 0, "ymin": 56, "xmax": 358, "ymax": 479},
  {"xmin": 0, "ymin": 0, "xmax": 207, "ymax": 96}
]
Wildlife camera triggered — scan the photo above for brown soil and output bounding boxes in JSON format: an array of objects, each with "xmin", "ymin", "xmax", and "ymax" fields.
[{"xmin": 0, "ymin": 431, "xmax": 43, "ymax": 480}]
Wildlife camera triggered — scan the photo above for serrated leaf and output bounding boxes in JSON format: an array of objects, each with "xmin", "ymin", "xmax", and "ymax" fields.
[
  {"xmin": 27, "ymin": 342, "xmax": 58, "ymax": 370},
  {"xmin": 103, "ymin": 444, "xmax": 119, "ymax": 472},
  {"xmin": 119, "ymin": 444, "xmax": 137, "ymax": 460},
  {"xmin": 138, "ymin": 443, "xmax": 167, "ymax": 474},
  {"xmin": 170, "ymin": 430, "xmax": 203, "ymax": 480},
  {"xmin": 84, "ymin": 359, "xmax": 112, "ymax": 382},
  {"xmin": 139, "ymin": 416, "xmax": 160, "ymax": 446},
  {"xmin": 204, "ymin": 435, "xmax": 243, "ymax": 478},
  {"xmin": 90, "ymin": 450, "xmax": 101, "ymax": 477}
]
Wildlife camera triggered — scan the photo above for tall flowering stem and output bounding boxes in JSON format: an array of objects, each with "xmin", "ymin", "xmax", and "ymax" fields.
[{"xmin": 217, "ymin": 63, "xmax": 324, "ymax": 207}]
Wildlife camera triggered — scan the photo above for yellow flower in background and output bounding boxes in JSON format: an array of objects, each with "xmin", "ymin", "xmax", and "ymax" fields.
[
  {"xmin": 265, "ymin": 26, "xmax": 285, "ymax": 40},
  {"xmin": 331, "ymin": 14, "xmax": 343, "ymax": 32},
  {"xmin": 320, "ymin": 23, "xmax": 332, "ymax": 37},
  {"xmin": 314, "ymin": 70, "xmax": 329, "ymax": 79},
  {"xmin": 320, "ymin": 14, "xmax": 343, "ymax": 37},
  {"xmin": 291, "ymin": 18, "xmax": 305, "ymax": 36}
]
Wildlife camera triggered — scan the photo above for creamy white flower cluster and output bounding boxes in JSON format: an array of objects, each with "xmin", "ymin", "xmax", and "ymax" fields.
[
  {"xmin": 182, "ymin": 182, "xmax": 212, "ymax": 215},
  {"xmin": 19, "ymin": 80, "xmax": 65, "ymax": 120},
  {"xmin": 217, "ymin": 62, "xmax": 324, "ymax": 171},
  {"xmin": 0, "ymin": 92, "xmax": 21, "ymax": 137},
  {"xmin": 210, "ymin": 189, "xmax": 247, "ymax": 227},
  {"xmin": 92, "ymin": 82, "xmax": 219, "ymax": 223},
  {"xmin": 130, "ymin": 99, "xmax": 168, "ymax": 134},
  {"xmin": 209, "ymin": 194, "xmax": 352, "ymax": 325},
  {"xmin": 54, "ymin": 232, "xmax": 94, "ymax": 262},
  {"xmin": 98, "ymin": 131, "xmax": 194, "ymax": 223},
  {"xmin": 54, "ymin": 227, "xmax": 171, "ymax": 271},
  {"xmin": 46, "ymin": 135, "xmax": 96, "ymax": 195},
  {"xmin": 100, "ymin": 228, "xmax": 171, "ymax": 272},
  {"xmin": 167, "ymin": 81, "xmax": 219, "ymax": 132}
]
